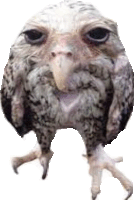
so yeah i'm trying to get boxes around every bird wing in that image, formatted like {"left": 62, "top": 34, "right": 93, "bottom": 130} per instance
{"left": 1, "top": 54, "right": 32, "bottom": 137}
{"left": 106, "top": 53, "right": 134, "bottom": 143}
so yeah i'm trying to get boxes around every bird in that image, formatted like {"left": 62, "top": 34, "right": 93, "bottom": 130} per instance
{"left": 1, "top": 0, "right": 133, "bottom": 199}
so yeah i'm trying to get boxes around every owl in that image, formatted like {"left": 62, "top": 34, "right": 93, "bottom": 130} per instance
{"left": 1, "top": 1, "right": 133, "bottom": 199}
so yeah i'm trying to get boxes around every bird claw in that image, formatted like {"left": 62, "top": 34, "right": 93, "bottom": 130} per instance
{"left": 88, "top": 145, "right": 133, "bottom": 200}
{"left": 125, "top": 187, "right": 133, "bottom": 200}
{"left": 92, "top": 196, "right": 96, "bottom": 200}
{"left": 40, "top": 157, "right": 49, "bottom": 180}
{"left": 42, "top": 168, "right": 48, "bottom": 180}
{"left": 12, "top": 164, "right": 19, "bottom": 174}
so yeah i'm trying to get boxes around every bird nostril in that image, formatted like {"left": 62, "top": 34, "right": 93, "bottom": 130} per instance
{"left": 51, "top": 51, "right": 73, "bottom": 58}
{"left": 51, "top": 52, "right": 56, "bottom": 57}
{"left": 67, "top": 52, "right": 72, "bottom": 57}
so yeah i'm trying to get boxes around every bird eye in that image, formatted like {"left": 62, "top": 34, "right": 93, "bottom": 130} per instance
{"left": 85, "top": 28, "right": 110, "bottom": 44}
{"left": 24, "top": 29, "right": 46, "bottom": 44}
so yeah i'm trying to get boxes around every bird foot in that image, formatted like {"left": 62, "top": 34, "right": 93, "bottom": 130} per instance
{"left": 12, "top": 149, "right": 53, "bottom": 179}
{"left": 86, "top": 145, "right": 133, "bottom": 200}
{"left": 10, "top": 146, "right": 41, "bottom": 174}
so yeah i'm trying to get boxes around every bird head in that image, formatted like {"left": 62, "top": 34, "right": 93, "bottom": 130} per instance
{"left": 11, "top": 0, "right": 124, "bottom": 93}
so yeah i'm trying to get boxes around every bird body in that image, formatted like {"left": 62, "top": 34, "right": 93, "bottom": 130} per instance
{"left": 1, "top": 1, "right": 133, "bottom": 199}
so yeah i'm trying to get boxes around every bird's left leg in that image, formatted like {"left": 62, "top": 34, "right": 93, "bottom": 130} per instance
{"left": 85, "top": 144, "right": 133, "bottom": 200}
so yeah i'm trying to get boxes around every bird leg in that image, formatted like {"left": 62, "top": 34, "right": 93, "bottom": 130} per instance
{"left": 86, "top": 145, "right": 133, "bottom": 200}
{"left": 12, "top": 148, "right": 54, "bottom": 179}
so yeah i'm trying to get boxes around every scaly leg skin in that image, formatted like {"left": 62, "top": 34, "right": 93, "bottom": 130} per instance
{"left": 12, "top": 148, "right": 54, "bottom": 179}
{"left": 86, "top": 145, "right": 133, "bottom": 200}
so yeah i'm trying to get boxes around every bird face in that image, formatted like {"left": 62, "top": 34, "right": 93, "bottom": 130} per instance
{"left": 13, "top": 1, "right": 123, "bottom": 94}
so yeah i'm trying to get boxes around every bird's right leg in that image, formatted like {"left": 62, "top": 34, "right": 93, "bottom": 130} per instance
{"left": 12, "top": 147, "right": 41, "bottom": 174}
{"left": 36, "top": 128, "right": 55, "bottom": 179}
{"left": 11, "top": 130, "right": 53, "bottom": 179}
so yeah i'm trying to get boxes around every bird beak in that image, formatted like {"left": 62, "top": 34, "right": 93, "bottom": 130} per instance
{"left": 51, "top": 55, "right": 73, "bottom": 92}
